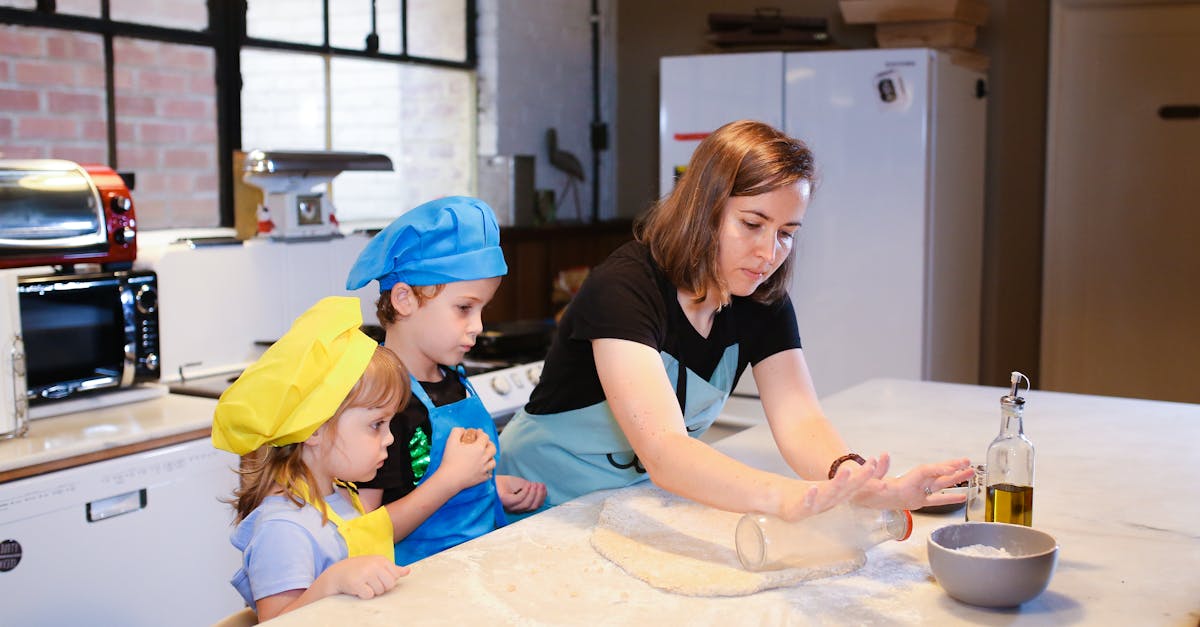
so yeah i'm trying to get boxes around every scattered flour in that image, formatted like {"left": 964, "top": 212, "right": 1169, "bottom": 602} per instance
{"left": 954, "top": 543, "right": 1013, "bottom": 557}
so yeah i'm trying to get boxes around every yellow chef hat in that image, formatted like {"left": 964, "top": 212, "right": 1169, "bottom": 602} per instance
{"left": 212, "top": 296, "right": 378, "bottom": 456}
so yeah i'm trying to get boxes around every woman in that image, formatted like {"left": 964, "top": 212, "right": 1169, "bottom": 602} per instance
{"left": 498, "top": 120, "right": 971, "bottom": 521}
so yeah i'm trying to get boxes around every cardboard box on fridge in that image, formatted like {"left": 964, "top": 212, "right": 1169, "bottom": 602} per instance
{"left": 875, "top": 20, "right": 978, "bottom": 48}
{"left": 839, "top": 0, "right": 989, "bottom": 26}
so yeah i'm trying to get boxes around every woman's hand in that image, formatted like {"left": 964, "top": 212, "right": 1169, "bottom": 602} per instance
{"left": 852, "top": 454, "right": 973, "bottom": 510}
{"left": 777, "top": 457, "right": 879, "bottom": 521}
{"left": 495, "top": 474, "right": 547, "bottom": 513}
{"left": 435, "top": 427, "right": 497, "bottom": 491}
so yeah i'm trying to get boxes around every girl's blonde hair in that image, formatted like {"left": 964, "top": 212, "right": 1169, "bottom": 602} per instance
{"left": 635, "top": 119, "right": 816, "bottom": 307}
{"left": 229, "top": 344, "right": 409, "bottom": 523}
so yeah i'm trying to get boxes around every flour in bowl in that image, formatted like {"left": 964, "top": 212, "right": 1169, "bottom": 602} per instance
{"left": 954, "top": 544, "right": 1013, "bottom": 557}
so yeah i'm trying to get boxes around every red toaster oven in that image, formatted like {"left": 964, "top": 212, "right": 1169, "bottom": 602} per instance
{"left": 0, "top": 159, "right": 138, "bottom": 270}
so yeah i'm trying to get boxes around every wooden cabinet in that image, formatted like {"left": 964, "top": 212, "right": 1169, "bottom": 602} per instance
{"left": 486, "top": 220, "right": 634, "bottom": 323}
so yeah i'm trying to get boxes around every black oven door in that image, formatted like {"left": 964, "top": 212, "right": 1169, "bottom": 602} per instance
{"left": 18, "top": 272, "right": 137, "bottom": 402}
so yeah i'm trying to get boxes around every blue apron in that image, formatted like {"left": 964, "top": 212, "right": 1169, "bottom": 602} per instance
{"left": 497, "top": 344, "right": 739, "bottom": 509}
{"left": 393, "top": 367, "right": 507, "bottom": 565}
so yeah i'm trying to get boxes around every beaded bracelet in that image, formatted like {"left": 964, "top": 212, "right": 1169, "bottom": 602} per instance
{"left": 827, "top": 453, "right": 866, "bottom": 479}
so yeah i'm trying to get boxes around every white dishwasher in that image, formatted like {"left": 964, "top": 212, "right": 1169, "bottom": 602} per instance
{"left": 0, "top": 437, "right": 246, "bottom": 626}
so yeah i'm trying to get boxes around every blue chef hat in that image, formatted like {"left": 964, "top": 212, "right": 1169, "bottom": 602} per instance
{"left": 346, "top": 196, "right": 508, "bottom": 292}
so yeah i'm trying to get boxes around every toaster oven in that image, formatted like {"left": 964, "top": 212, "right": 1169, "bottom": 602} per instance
{"left": 0, "top": 159, "right": 138, "bottom": 270}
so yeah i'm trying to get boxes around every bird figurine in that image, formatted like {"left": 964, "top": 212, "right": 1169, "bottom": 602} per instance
{"left": 546, "top": 127, "right": 585, "bottom": 222}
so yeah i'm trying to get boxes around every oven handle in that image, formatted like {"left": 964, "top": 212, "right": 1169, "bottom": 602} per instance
{"left": 120, "top": 279, "right": 137, "bottom": 387}
{"left": 4, "top": 334, "right": 28, "bottom": 438}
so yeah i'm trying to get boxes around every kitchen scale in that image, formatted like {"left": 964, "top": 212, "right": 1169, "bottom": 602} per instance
{"left": 242, "top": 150, "right": 393, "bottom": 240}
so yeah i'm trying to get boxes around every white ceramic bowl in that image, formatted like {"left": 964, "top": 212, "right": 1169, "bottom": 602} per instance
{"left": 927, "top": 522, "right": 1059, "bottom": 607}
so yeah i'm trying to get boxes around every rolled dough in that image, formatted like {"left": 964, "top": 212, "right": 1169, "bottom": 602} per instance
{"left": 590, "top": 485, "right": 865, "bottom": 596}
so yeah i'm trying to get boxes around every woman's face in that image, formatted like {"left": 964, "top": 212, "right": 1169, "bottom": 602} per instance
{"left": 716, "top": 180, "right": 811, "bottom": 297}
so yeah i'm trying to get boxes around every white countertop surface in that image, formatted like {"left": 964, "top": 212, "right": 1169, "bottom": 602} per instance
{"left": 0, "top": 392, "right": 217, "bottom": 477}
{"left": 266, "top": 378, "right": 1200, "bottom": 626}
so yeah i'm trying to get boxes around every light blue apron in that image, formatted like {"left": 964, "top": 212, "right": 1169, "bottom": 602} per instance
{"left": 393, "top": 367, "right": 506, "bottom": 565}
{"left": 498, "top": 344, "right": 739, "bottom": 509}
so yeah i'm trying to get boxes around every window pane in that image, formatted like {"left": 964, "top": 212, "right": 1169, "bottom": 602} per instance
{"left": 56, "top": 0, "right": 100, "bottom": 18}
{"left": 330, "top": 58, "right": 472, "bottom": 224}
{"left": 110, "top": 0, "right": 207, "bottom": 30}
{"left": 247, "top": 0, "right": 324, "bottom": 46}
{"left": 328, "top": 0, "right": 402, "bottom": 54}
{"left": 240, "top": 49, "right": 326, "bottom": 151}
{"left": 328, "top": 1, "right": 370, "bottom": 51}
{"left": 406, "top": 0, "right": 467, "bottom": 62}
{"left": 0, "top": 26, "right": 108, "bottom": 164}
{"left": 113, "top": 38, "right": 218, "bottom": 228}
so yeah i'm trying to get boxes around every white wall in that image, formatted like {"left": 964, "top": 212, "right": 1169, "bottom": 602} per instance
{"left": 476, "top": 0, "right": 618, "bottom": 221}
{"left": 137, "top": 234, "right": 383, "bottom": 380}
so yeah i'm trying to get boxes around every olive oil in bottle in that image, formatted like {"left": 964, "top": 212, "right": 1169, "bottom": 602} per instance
{"left": 986, "top": 483, "right": 1034, "bottom": 526}
{"left": 984, "top": 371, "right": 1035, "bottom": 527}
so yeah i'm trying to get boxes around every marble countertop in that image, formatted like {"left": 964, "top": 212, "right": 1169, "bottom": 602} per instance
{"left": 267, "top": 378, "right": 1200, "bottom": 626}
{"left": 0, "top": 391, "right": 217, "bottom": 481}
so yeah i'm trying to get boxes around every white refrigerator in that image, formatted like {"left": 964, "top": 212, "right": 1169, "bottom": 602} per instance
{"left": 660, "top": 48, "right": 986, "bottom": 398}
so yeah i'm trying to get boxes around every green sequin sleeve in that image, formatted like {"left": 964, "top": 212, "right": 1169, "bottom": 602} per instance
{"left": 408, "top": 426, "right": 432, "bottom": 486}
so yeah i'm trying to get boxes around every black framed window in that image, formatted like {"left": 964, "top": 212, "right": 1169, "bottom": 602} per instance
{"left": 0, "top": 0, "right": 475, "bottom": 229}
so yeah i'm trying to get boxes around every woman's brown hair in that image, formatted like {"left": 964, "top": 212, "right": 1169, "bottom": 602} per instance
{"left": 229, "top": 345, "right": 410, "bottom": 523}
{"left": 635, "top": 119, "right": 816, "bottom": 306}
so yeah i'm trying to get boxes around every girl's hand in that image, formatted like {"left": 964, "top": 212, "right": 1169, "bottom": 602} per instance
{"left": 852, "top": 454, "right": 973, "bottom": 510}
{"left": 322, "top": 555, "right": 410, "bottom": 599}
{"left": 777, "top": 457, "right": 878, "bottom": 521}
{"left": 257, "top": 556, "right": 411, "bottom": 621}
{"left": 437, "top": 427, "right": 497, "bottom": 491}
{"left": 495, "top": 474, "right": 547, "bottom": 513}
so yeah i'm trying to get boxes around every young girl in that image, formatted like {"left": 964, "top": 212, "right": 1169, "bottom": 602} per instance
{"left": 345, "top": 196, "right": 547, "bottom": 565}
{"left": 213, "top": 296, "right": 414, "bottom": 622}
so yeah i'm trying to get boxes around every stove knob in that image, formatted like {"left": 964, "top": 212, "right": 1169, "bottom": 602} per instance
{"left": 526, "top": 364, "right": 542, "bottom": 386}
{"left": 491, "top": 375, "right": 512, "bottom": 395}
{"left": 143, "top": 353, "right": 159, "bottom": 371}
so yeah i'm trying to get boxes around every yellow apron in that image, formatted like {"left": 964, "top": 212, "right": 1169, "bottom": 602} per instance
{"left": 293, "top": 480, "right": 394, "bottom": 559}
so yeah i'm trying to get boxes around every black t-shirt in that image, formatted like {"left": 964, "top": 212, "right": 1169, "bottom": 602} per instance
{"left": 358, "top": 367, "right": 466, "bottom": 504}
{"left": 525, "top": 241, "right": 802, "bottom": 415}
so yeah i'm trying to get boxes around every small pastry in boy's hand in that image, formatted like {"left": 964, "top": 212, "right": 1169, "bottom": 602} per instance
{"left": 460, "top": 429, "right": 478, "bottom": 444}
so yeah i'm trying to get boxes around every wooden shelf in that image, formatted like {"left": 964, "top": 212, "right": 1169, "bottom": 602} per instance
{"left": 487, "top": 220, "right": 634, "bottom": 323}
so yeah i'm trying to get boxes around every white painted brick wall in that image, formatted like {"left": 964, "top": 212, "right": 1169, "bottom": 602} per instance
{"left": 477, "top": 0, "right": 617, "bottom": 221}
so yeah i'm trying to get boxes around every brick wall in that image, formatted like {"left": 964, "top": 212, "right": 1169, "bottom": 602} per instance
{"left": 0, "top": 26, "right": 108, "bottom": 165}
{"left": 112, "top": 37, "right": 218, "bottom": 229}
{"left": 0, "top": 24, "right": 219, "bottom": 229}
{"left": 2, "top": 1, "right": 477, "bottom": 229}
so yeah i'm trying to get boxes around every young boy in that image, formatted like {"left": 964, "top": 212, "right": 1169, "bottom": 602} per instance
{"left": 346, "top": 196, "right": 547, "bottom": 565}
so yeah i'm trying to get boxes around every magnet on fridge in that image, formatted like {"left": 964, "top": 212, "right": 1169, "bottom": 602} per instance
{"left": 875, "top": 69, "right": 911, "bottom": 111}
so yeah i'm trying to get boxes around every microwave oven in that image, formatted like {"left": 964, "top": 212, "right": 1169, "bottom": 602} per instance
{"left": 0, "top": 159, "right": 138, "bottom": 270}
{"left": 0, "top": 268, "right": 160, "bottom": 438}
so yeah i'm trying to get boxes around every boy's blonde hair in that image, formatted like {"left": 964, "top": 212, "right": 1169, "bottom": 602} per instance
{"left": 229, "top": 345, "right": 409, "bottom": 523}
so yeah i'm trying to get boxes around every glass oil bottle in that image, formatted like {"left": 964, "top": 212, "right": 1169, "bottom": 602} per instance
{"left": 985, "top": 371, "right": 1035, "bottom": 526}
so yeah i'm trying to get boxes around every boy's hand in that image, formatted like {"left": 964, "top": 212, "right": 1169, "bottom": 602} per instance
{"left": 438, "top": 427, "right": 497, "bottom": 491}
{"left": 495, "top": 474, "right": 547, "bottom": 513}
